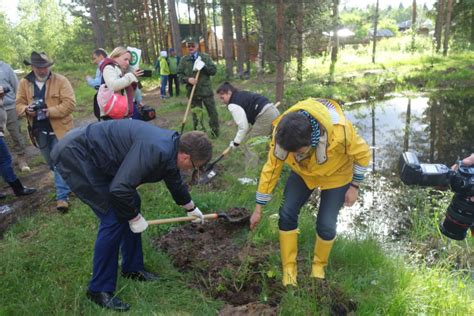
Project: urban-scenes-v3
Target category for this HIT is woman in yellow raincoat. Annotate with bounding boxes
[250,98,371,286]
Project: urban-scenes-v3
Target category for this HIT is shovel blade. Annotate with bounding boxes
[197,169,217,184]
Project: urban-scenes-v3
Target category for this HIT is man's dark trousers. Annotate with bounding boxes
[88,205,144,292]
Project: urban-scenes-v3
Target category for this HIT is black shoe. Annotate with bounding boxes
[8,179,36,196]
[86,290,130,312]
[122,270,160,282]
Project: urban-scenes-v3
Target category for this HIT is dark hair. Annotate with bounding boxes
[216,82,238,94]
[275,112,312,152]
[179,131,213,163]
[93,48,108,58]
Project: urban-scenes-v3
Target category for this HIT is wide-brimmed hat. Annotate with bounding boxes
[23,51,54,68]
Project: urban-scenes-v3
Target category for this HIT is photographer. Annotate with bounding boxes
[99,46,143,120]
[0,86,36,198]
[16,51,75,213]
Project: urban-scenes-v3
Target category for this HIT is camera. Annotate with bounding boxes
[1,87,11,95]
[142,69,153,77]
[399,152,474,240]
[30,98,46,112]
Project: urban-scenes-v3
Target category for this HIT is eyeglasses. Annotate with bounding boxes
[191,157,197,172]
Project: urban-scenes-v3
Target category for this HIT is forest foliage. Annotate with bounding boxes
[1,0,472,70]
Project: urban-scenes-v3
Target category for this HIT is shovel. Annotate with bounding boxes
[147,212,250,225]
[180,69,201,134]
[194,146,232,185]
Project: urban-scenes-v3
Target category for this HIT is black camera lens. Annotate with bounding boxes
[439,194,474,240]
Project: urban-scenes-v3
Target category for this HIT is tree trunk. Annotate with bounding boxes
[435,0,446,53]
[88,0,104,48]
[296,1,304,81]
[471,9,474,48]
[371,0,379,63]
[253,1,264,75]
[234,1,245,79]
[443,0,454,56]
[159,0,168,49]
[187,0,193,32]
[198,0,209,51]
[151,0,161,55]
[329,0,339,82]
[212,0,219,62]
[221,0,234,78]
[112,0,124,46]
[411,0,417,52]
[104,8,115,49]
[275,0,285,103]
[134,8,149,64]
[168,0,182,55]
[244,4,250,75]
[144,0,157,61]
[194,2,200,37]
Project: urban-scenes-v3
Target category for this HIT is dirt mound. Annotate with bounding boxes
[219,302,277,316]
[153,207,357,315]
[153,207,283,308]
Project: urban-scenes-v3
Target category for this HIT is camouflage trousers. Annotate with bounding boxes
[191,95,219,137]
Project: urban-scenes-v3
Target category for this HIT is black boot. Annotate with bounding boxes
[8,179,37,196]
[86,291,130,312]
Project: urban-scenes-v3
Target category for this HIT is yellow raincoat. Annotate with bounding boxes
[256,98,371,203]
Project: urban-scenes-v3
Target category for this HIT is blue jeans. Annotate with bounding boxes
[279,171,349,240]
[89,195,144,292]
[160,75,169,97]
[36,132,71,201]
[0,137,17,183]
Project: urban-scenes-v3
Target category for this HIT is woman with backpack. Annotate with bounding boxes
[97,46,144,120]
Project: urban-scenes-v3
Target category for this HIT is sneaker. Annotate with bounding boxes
[56,200,69,213]
[18,158,31,172]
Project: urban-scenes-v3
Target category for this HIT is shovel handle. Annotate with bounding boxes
[180,70,201,134]
[147,213,218,225]
[205,146,231,171]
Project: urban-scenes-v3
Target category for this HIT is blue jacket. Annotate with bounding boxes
[51,120,191,221]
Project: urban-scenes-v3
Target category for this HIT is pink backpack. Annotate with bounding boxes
[96,84,129,119]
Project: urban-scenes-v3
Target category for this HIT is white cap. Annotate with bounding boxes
[160,51,167,58]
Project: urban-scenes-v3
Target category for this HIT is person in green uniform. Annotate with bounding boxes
[177,37,219,137]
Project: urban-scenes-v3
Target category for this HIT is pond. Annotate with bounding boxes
[332,91,473,244]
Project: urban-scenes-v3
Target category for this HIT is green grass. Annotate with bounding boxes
[1,40,473,314]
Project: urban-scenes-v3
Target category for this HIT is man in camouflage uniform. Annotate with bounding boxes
[177,37,219,137]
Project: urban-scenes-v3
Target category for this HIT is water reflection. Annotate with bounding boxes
[343,92,474,171]
[332,91,473,243]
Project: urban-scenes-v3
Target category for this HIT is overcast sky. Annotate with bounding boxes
[3,0,436,25]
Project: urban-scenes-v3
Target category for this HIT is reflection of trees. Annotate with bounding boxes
[424,93,474,165]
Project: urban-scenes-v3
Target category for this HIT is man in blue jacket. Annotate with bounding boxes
[51,119,212,311]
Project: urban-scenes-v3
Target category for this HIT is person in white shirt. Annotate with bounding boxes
[216,82,279,170]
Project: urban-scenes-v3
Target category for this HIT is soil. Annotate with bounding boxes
[153,207,358,315]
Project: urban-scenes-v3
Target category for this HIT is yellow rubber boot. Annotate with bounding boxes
[311,235,335,279]
[279,229,299,286]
